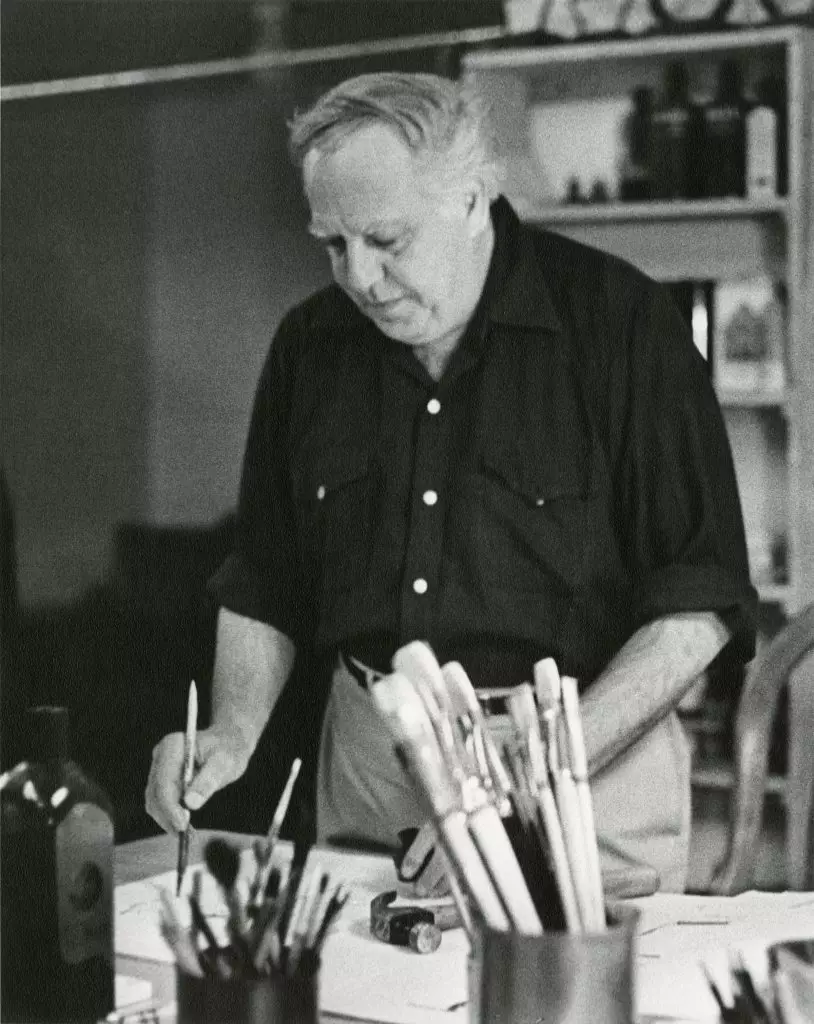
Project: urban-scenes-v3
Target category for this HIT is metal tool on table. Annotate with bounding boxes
[370,890,460,954]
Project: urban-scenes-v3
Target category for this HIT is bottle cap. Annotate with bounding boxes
[26,706,71,761]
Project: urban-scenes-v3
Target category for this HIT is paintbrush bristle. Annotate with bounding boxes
[371,672,434,744]
[440,661,481,718]
[533,658,561,711]
[507,684,538,733]
[392,641,450,720]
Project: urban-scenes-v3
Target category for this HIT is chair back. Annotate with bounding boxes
[710,601,814,894]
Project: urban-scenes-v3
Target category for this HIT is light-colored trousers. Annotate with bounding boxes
[316,656,691,892]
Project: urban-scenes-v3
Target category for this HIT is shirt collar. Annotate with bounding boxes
[486,196,563,334]
[349,194,563,379]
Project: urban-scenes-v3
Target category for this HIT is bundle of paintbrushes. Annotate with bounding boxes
[159,759,350,982]
[371,641,607,938]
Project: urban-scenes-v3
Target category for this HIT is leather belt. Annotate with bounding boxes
[340,651,385,690]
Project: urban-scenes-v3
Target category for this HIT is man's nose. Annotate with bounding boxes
[344,241,383,294]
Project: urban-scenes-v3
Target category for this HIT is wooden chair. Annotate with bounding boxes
[710,600,814,894]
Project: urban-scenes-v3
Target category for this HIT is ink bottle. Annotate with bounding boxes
[1,706,115,1022]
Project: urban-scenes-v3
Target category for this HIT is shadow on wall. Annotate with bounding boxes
[3,510,331,845]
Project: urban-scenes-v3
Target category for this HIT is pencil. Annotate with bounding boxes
[560,675,606,932]
[267,757,302,848]
[534,660,592,932]
[176,680,198,897]
[250,757,303,907]
[506,685,582,934]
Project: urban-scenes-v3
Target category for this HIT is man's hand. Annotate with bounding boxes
[144,726,251,834]
[398,821,451,897]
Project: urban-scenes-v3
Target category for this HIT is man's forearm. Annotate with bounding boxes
[210,607,296,758]
[580,611,731,777]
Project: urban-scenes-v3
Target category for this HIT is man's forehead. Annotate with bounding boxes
[304,122,415,175]
[304,129,438,234]
[307,213,409,237]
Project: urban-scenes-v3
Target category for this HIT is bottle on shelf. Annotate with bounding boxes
[649,61,702,201]
[1,706,115,1023]
[701,60,747,199]
[619,86,653,202]
[747,75,786,199]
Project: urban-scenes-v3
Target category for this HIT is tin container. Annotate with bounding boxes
[467,906,639,1024]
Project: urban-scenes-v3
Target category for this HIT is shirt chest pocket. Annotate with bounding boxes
[294,446,373,594]
[472,443,598,593]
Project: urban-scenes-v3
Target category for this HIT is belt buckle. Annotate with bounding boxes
[344,652,383,690]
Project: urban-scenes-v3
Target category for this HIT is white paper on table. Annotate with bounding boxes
[630,891,814,1022]
[115,841,468,1024]
[116,842,814,1024]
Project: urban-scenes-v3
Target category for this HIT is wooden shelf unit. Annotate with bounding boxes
[462,27,814,822]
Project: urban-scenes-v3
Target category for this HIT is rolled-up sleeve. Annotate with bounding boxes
[618,280,758,662]
[208,313,310,644]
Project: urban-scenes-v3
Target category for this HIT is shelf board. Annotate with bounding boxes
[518,197,789,225]
[462,23,802,73]
[757,583,793,605]
[717,387,788,409]
[0,24,506,102]
[516,199,786,281]
[692,761,787,798]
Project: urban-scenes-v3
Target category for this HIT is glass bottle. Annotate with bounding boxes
[747,75,786,198]
[650,62,701,200]
[701,60,746,198]
[619,86,653,202]
[1,706,115,1023]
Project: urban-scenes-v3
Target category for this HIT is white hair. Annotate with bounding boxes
[288,72,502,199]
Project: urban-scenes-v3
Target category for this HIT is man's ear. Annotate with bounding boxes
[465,180,491,236]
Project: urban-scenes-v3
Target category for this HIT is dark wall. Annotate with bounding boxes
[0,0,501,836]
[1,91,151,605]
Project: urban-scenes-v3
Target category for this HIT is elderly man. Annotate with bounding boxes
[146,72,756,894]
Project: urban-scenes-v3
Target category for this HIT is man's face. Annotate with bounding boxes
[304,125,486,350]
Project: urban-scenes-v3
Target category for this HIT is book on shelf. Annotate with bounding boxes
[712,276,786,395]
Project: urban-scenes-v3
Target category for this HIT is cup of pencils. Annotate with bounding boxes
[372,642,640,1024]
[162,769,349,1024]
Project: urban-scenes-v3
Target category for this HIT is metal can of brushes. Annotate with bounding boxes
[176,959,318,1024]
[467,905,639,1024]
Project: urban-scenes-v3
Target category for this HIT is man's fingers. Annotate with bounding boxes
[413,848,450,897]
[183,747,238,810]
[424,863,452,898]
[145,733,186,833]
[400,821,452,896]
[399,820,436,882]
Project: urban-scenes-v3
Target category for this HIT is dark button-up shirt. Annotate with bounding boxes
[210,197,757,688]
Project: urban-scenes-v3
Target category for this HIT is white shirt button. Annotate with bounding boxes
[426,398,441,415]
[316,485,326,501]
[423,490,438,506]
[413,578,428,595]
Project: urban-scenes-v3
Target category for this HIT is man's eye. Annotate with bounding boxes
[370,236,407,254]
[322,238,345,255]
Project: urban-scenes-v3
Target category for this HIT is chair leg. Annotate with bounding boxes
[787,654,814,889]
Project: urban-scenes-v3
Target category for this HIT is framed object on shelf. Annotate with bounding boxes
[712,276,786,394]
